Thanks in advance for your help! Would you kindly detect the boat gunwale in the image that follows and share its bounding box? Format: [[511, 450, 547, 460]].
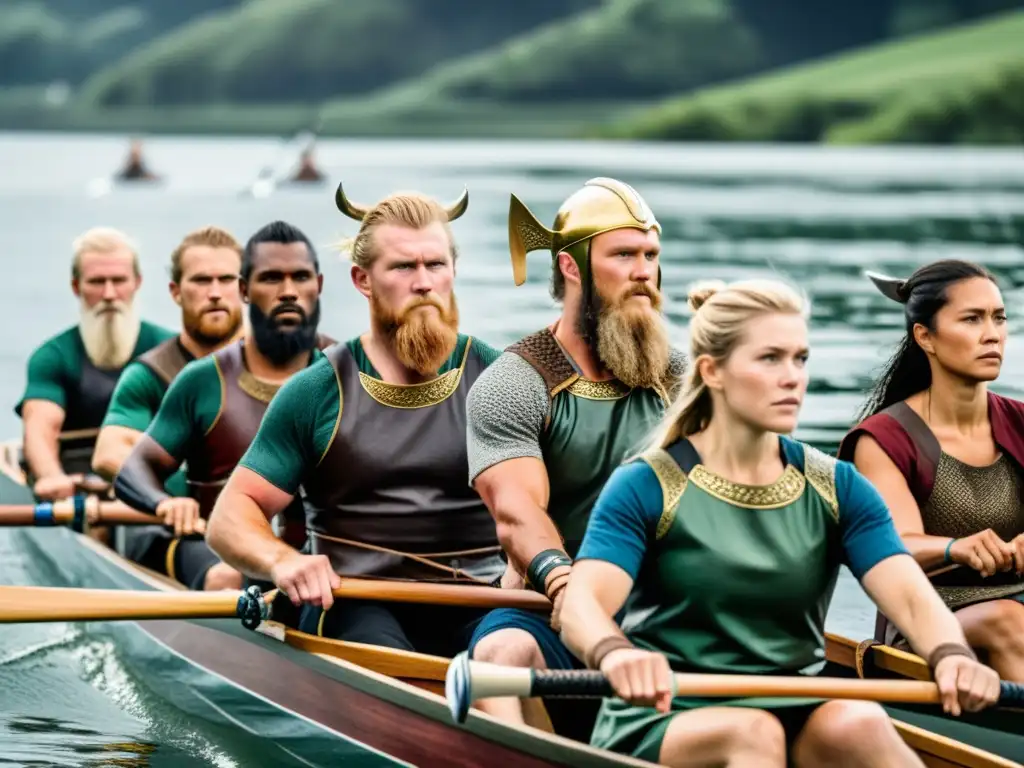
[[33, 527, 656, 767]]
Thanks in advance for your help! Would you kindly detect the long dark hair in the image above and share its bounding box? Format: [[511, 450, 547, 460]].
[[857, 259, 998, 420]]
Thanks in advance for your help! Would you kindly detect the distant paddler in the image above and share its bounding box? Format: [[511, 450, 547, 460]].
[[15, 227, 175, 502], [206, 184, 505, 656], [288, 145, 324, 183], [113, 222, 334, 592], [115, 139, 159, 182], [559, 278, 1005, 767], [840, 260, 1024, 681], [91, 226, 245, 575]]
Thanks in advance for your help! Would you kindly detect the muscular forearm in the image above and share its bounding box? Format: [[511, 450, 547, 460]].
[[206, 491, 295, 581], [900, 532, 957, 572], [113, 453, 171, 514], [23, 427, 63, 480], [495, 504, 569, 581], [92, 428, 141, 480]]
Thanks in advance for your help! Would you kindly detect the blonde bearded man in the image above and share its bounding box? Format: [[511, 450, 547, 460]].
[[15, 227, 174, 501], [91, 226, 245, 583], [462, 178, 687, 730], [206, 185, 504, 655]]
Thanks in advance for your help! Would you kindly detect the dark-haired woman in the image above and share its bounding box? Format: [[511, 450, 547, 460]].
[[839, 259, 1024, 681]]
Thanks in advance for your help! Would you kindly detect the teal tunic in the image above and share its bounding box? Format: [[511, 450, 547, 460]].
[[576, 436, 909, 761]]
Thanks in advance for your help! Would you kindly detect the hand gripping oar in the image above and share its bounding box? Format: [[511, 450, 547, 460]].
[[444, 652, 1024, 724], [0, 582, 551, 627], [0, 496, 159, 531]]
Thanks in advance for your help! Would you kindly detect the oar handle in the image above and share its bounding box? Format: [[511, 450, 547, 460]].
[[444, 653, 1024, 724], [0, 496, 160, 530]]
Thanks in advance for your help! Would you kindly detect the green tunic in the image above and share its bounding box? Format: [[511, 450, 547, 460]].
[[15, 321, 174, 418], [576, 436, 910, 761]]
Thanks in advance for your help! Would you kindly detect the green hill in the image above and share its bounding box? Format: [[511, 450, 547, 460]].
[[606, 8, 1024, 143], [77, 0, 602, 107], [0, 0, 240, 87]]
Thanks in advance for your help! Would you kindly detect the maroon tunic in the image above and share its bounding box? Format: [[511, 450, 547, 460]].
[[839, 391, 1024, 644], [838, 392, 1024, 508]]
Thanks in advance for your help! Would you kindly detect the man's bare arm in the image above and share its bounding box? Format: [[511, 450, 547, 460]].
[[206, 467, 296, 581], [92, 425, 142, 480], [21, 399, 74, 499], [474, 457, 564, 578]]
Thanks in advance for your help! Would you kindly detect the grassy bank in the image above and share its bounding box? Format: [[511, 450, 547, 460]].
[[606, 9, 1024, 143]]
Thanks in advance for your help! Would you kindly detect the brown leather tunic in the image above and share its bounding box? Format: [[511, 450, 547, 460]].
[[137, 337, 193, 386], [302, 340, 502, 582], [185, 341, 269, 517], [184, 335, 335, 549]]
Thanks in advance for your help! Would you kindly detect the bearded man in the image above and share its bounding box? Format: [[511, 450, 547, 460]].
[[16, 227, 175, 501], [113, 221, 333, 591], [463, 177, 687, 728], [90, 226, 244, 575], [205, 185, 504, 656]]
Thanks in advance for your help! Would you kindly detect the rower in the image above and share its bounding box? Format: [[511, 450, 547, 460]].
[[559, 278, 1003, 768], [463, 178, 686, 728], [113, 221, 332, 591], [205, 185, 505, 656], [116, 139, 158, 181], [840, 260, 1024, 682], [15, 227, 175, 501], [91, 226, 245, 574], [289, 146, 324, 183]]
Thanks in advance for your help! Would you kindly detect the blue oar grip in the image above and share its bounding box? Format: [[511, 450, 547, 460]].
[[33, 502, 55, 526], [71, 495, 86, 533], [999, 681, 1024, 706]]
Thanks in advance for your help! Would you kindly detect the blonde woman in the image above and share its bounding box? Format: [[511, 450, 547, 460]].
[[559, 279, 1002, 767]]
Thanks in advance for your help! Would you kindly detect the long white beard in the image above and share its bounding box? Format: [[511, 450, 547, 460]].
[[79, 299, 141, 370]]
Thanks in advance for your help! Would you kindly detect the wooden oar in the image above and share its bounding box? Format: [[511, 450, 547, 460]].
[[0, 580, 551, 626], [58, 428, 99, 443], [443, 652, 1024, 724], [0, 496, 157, 530]]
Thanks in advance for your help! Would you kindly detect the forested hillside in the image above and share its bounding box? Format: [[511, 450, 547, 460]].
[[1, 0, 1021, 143]]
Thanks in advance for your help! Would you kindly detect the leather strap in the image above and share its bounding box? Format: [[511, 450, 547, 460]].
[[927, 642, 977, 673], [586, 635, 635, 670]]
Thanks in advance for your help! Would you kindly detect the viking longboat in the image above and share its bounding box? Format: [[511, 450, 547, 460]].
[[0, 440, 1020, 768]]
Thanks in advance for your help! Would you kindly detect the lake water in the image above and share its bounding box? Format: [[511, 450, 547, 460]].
[[0, 132, 1022, 765]]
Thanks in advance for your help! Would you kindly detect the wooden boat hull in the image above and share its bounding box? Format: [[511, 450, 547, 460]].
[[1, 460, 1019, 767], [0, 471, 649, 767]]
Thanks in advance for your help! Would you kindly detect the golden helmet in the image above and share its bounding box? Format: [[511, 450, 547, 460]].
[[508, 177, 660, 286]]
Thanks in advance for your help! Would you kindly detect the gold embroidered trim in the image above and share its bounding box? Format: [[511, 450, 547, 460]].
[[803, 444, 839, 521], [640, 449, 688, 540], [317, 360, 344, 467], [568, 378, 631, 400], [358, 338, 471, 409], [238, 370, 282, 404], [165, 537, 180, 582], [690, 464, 805, 510], [205, 356, 227, 437]]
